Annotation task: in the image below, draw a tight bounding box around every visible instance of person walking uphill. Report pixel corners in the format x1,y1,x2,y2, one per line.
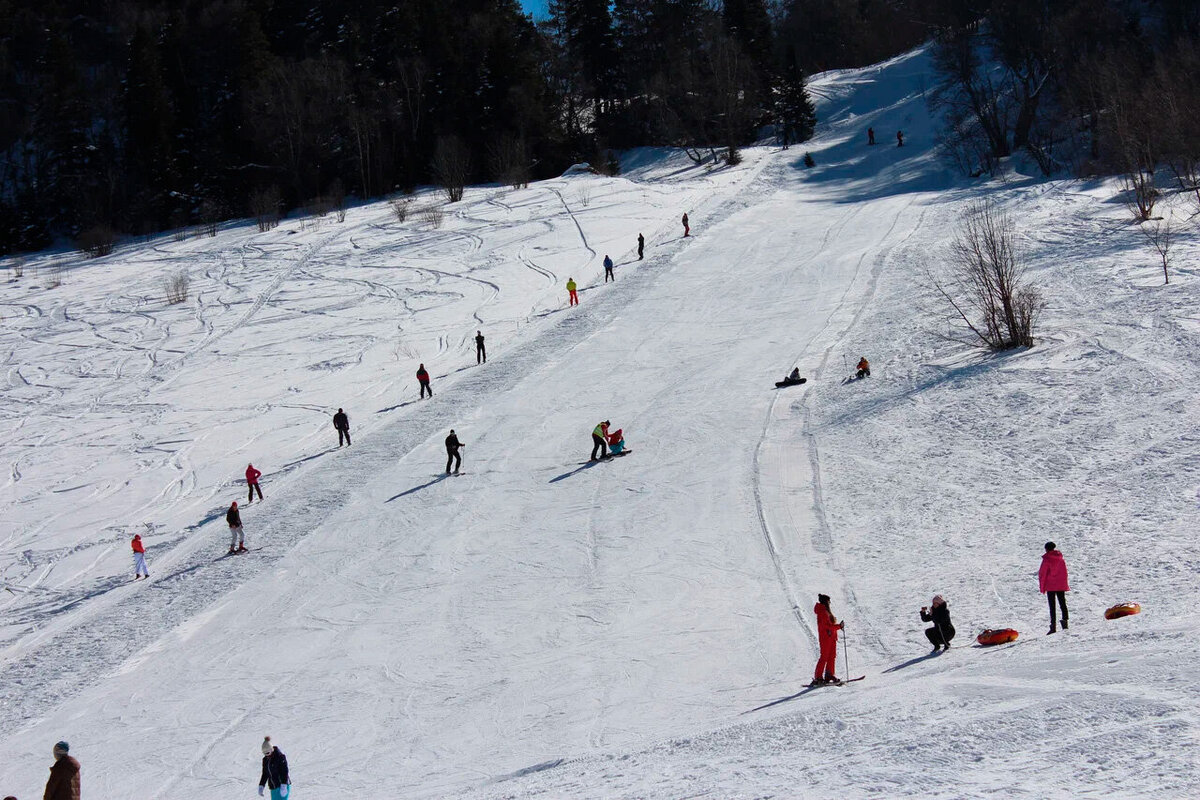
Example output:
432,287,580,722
812,594,844,685
246,463,263,503
475,331,486,364
417,364,432,398
227,501,246,554
920,595,955,650
333,408,350,447
637,232,644,260
1039,541,1070,634
603,255,614,283
131,534,150,580
567,277,579,306
43,740,80,800
590,420,610,461
445,429,464,474
258,737,291,799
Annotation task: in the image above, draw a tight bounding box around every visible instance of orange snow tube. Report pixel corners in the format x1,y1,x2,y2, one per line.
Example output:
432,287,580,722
976,628,1019,646
1105,602,1141,620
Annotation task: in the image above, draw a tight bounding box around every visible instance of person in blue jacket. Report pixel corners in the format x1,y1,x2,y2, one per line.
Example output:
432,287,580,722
603,255,614,283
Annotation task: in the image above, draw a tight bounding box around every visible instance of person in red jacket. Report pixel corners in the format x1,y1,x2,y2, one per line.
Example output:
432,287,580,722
417,363,432,399
1039,541,1070,634
131,534,149,580
812,593,844,685
245,463,263,503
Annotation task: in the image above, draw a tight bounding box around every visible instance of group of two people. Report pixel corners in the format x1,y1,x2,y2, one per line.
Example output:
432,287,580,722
589,421,626,460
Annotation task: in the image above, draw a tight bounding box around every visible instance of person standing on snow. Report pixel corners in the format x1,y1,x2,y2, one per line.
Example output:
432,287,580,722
227,501,246,554
258,737,290,799
1039,541,1070,634
603,255,614,283
682,213,690,237
42,741,80,800
868,127,875,145
475,331,486,364
566,277,579,306
445,429,464,474
417,363,432,399
590,420,610,461
131,533,150,580
812,593,844,685
246,463,263,503
637,233,644,260
897,130,904,147
333,408,350,447
920,595,954,650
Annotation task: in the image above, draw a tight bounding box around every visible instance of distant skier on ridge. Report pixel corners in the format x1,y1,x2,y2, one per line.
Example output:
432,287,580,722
637,232,645,260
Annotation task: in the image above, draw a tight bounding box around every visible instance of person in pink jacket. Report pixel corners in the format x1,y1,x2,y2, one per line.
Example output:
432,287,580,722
1038,541,1070,634
246,463,263,503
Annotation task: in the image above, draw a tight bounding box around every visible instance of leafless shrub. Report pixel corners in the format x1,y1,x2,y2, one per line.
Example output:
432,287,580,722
165,269,190,304
78,225,116,258
44,263,63,288
1139,217,1173,285
199,198,223,237
389,196,412,222
11,257,25,279
934,202,1042,350
329,178,347,222
488,135,531,189
1124,168,1158,222
434,135,470,203
250,186,282,232
417,204,445,229
577,185,592,208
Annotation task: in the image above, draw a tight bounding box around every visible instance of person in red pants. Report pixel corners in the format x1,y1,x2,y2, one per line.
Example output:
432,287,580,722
812,593,844,685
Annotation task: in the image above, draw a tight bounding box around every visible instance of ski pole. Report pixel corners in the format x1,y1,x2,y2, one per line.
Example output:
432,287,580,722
842,626,850,679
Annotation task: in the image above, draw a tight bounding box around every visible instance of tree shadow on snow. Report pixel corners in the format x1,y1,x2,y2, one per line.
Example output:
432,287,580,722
386,474,450,502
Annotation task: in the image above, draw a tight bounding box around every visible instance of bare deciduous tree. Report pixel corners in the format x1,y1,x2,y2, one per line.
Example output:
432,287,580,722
250,187,282,232
434,136,470,203
934,203,1043,349
487,135,531,189
165,269,190,304
389,196,412,222
1139,217,1173,285
78,226,115,258
417,203,444,228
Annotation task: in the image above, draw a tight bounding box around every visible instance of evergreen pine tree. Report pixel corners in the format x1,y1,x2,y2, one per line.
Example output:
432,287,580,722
775,44,816,148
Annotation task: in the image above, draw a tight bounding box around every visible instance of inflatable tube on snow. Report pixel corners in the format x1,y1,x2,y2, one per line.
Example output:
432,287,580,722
976,628,1019,646
1105,602,1141,620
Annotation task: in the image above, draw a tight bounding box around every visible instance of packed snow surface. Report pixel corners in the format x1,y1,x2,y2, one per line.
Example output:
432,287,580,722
2,47,1198,799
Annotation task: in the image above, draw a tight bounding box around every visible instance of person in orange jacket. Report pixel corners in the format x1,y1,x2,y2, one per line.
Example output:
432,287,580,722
246,463,263,502
131,534,150,580
855,357,871,379
812,593,844,685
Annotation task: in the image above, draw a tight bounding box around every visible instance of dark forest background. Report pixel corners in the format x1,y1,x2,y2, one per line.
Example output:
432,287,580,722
1,0,1197,256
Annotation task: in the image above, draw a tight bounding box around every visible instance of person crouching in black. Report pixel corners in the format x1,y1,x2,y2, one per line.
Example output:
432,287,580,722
921,595,955,651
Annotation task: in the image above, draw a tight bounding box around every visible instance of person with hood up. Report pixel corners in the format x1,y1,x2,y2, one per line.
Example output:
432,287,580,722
227,501,246,554
131,534,150,580
812,593,844,685
417,364,432,399
590,421,610,461
246,463,263,503
333,408,350,447
43,740,80,800
1039,541,1070,633
258,737,290,799
603,255,614,283
920,595,954,650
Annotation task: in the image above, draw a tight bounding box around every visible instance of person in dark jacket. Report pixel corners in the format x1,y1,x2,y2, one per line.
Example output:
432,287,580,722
682,213,690,237
637,232,644,260
417,364,432,398
43,740,80,800
475,331,486,364
333,408,350,447
897,130,904,147
445,430,464,474
258,737,290,799
226,501,245,554
603,255,614,282
920,595,955,650
868,127,875,145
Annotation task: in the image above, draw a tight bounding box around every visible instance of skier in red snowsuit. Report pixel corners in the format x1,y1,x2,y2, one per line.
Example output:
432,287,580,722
813,593,844,684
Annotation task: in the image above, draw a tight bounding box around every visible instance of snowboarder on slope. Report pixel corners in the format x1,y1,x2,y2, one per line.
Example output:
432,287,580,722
1039,542,1070,634
637,232,645,260
227,501,246,554
258,737,290,799
813,593,844,685
788,367,802,382
417,364,432,398
590,421,610,461
475,331,486,364
246,463,263,503
333,408,350,447
920,595,955,650
855,357,871,379
868,127,875,145
682,213,690,237
567,277,579,306
603,255,614,283
132,534,150,580
445,429,464,474
43,741,80,800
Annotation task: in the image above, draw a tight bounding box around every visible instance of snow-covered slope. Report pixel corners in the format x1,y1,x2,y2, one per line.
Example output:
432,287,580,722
2,45,1198,799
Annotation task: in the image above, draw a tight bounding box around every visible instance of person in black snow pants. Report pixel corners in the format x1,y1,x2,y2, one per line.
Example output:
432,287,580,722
258,737,290,799
590,420,610,461
445,429,464,474
897,130,904,147
333,408,350,447
475,331,486,364
868,127,875,145
603,255,614,282
637,233,644,260
417,363,432,398
920,595,955,650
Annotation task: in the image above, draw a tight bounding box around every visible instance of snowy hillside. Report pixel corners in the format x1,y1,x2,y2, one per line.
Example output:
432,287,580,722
2,46,1199,799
